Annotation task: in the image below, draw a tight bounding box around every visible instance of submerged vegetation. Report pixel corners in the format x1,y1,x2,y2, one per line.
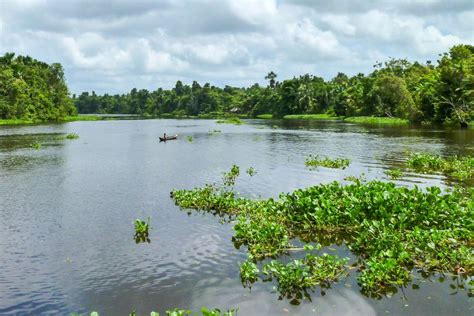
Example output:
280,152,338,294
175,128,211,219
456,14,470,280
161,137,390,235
171,166,473,302
305,155,350,169
134,217,151,244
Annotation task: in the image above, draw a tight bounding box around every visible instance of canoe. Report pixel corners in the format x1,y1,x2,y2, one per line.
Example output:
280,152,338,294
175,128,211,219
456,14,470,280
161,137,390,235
159,135,177,142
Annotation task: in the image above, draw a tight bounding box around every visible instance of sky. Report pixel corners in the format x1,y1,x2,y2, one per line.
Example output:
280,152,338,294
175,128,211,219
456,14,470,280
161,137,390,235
1,0,473,94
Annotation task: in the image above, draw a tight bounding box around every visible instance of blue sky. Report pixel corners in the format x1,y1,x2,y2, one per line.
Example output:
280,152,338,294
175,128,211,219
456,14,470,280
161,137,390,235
1,0,473,94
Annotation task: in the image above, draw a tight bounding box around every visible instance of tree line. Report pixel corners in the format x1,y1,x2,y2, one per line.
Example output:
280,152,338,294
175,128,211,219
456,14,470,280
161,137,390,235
74,45,473,126
0,53,76,121
1,45,472,125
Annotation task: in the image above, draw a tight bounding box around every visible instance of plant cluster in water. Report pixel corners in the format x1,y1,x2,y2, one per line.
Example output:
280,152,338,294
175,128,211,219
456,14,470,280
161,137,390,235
134,217,151,243
73,307,237,316
385,168,403,180
187,136,193,142
30,141,42,149
171,166,473,303
246,167,256,177
305,155,350,170
56,133,80,140
406,152,473,181
216,117,243,125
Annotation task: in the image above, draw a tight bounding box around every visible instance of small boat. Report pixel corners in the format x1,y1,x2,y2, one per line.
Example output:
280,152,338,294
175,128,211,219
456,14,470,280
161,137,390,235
159,135,178,142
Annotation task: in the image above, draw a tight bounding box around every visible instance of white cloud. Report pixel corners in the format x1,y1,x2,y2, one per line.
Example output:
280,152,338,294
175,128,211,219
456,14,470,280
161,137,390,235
0,0,472,94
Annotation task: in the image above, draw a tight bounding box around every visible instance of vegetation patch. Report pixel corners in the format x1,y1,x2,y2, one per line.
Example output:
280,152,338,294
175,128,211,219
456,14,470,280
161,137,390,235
256,114,273,119
73,307,238,316
283,114,342,120
216,117,244,125
134,217,151,244
305,155,350,169
406,153,473,181
30,141,42,150
187,136,193,142
171,168,473,302
385,168,403,180
344,116,409,125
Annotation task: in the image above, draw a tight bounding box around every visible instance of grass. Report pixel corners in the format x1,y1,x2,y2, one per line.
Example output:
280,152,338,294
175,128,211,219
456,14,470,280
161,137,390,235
344,116,409,125
256,114,273,119
283,114,342,120
216,117,244,125
0,118,37,125
0,115,101,126
305,155,350,169
171,166,473,302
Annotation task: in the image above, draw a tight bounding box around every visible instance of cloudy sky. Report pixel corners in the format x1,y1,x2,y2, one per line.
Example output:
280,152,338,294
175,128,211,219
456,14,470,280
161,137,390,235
1,0,473,94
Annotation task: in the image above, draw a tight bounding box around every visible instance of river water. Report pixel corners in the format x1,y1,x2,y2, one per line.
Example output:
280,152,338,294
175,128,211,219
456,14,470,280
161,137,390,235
0,119,472,315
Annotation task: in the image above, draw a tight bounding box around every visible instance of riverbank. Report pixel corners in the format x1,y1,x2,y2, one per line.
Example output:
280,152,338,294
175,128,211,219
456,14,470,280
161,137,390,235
0,115,102,126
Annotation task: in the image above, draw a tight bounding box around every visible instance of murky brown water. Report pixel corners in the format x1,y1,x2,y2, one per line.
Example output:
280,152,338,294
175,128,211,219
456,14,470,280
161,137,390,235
0,119,472,315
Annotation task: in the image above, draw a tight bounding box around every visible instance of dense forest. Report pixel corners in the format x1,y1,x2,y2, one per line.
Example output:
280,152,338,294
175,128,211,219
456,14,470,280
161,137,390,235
1,45,472,125
0,53,76,121
74,45,473,126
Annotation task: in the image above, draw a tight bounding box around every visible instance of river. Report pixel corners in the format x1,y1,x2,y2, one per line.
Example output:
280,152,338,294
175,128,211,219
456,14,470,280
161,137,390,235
0,119,472,315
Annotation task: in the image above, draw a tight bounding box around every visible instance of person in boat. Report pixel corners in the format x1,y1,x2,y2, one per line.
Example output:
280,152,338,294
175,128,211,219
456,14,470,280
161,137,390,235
163,133,166,140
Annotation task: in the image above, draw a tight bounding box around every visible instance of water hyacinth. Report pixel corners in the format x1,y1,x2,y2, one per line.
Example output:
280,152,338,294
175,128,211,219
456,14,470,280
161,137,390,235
305,155,350,169
171,166,473,302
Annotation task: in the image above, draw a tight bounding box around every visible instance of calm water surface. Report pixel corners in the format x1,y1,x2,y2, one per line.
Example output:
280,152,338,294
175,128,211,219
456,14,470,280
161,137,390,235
0,119,472,315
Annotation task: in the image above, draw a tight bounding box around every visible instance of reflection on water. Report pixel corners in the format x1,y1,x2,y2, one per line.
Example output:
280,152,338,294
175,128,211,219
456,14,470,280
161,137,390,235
0,119,472,315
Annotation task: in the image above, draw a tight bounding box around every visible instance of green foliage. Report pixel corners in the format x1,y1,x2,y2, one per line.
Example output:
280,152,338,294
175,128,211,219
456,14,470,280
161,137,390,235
256,114,273,119
305,155,350,169
66,133,79,139
239,259,259,287
246,167,256,177
222,165,240,186
283,114,341,120
187,136,193,142
134,217,151,244
73,308,237,316
262,252,348,302
344,116,409,125
172,175,473,301
216,117,243,125
407,153,474,181
385,169,403,179
0,53,75,122
30,141,41,150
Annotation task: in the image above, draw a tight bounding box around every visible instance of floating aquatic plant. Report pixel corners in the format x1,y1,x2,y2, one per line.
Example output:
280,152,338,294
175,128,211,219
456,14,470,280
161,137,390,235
187,136,193,142
216,117,243,125
385,168,403,179
134,217,151,243
30,141,42,149
171,172,473,302
246,167,256,177
305,155,350,169
406,153,473,181
222,165,240,187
